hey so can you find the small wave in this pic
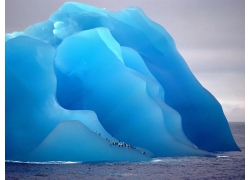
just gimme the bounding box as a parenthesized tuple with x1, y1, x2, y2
(150, 158, 163, 163)
(5, 160, 83, 164)
(216, 155, 229, 158)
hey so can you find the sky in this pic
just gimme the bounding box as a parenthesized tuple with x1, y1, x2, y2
(5, 0, 246, 122)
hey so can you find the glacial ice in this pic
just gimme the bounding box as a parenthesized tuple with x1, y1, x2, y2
(5, 2, 240, 162)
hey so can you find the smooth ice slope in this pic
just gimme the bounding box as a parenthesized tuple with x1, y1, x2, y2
(16, 121, 152, 162)
(5, 2, 239, 162)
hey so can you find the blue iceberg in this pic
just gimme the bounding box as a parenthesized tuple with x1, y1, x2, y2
(5, 2, 240, 162)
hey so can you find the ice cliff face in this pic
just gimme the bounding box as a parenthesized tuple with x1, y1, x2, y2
(5, 2, 240, 162)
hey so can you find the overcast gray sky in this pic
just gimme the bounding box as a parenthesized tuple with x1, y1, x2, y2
(5, 0, 245, 122)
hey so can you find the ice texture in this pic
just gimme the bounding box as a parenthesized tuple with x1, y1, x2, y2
(5, 2, 240, 162)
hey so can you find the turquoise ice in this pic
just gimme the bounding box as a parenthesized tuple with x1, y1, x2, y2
(5, 2, 239, 162)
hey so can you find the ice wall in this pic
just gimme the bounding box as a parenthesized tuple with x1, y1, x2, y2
(5, 2, 240, 162)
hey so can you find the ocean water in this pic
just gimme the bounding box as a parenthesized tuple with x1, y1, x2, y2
(5, 122, 245, 180)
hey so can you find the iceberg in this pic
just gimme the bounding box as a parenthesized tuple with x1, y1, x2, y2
(5, 2, 240, 162)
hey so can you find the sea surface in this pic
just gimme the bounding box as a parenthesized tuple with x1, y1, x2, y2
(5, 122, 245, 180)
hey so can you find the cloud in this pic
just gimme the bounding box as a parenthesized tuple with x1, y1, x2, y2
(179, 48, 245, 73)
(160, 0, 245, 50)
(223, 106, 245, 122)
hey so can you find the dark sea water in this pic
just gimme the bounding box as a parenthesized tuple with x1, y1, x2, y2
(5, 122, 245, 180)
